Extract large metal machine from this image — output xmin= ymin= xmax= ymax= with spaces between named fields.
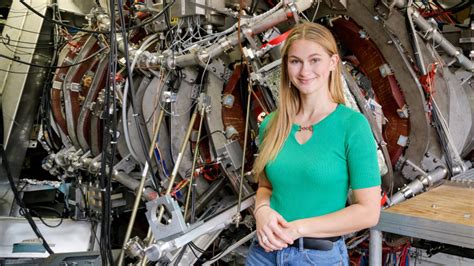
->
xmin=0 ymin=0 xmax=472 ymax=265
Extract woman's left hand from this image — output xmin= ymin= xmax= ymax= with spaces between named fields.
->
xmin=280 ymin=221 xmax=300 ymax=242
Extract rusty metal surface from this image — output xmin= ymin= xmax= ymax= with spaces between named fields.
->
xmin=331 ymin=18 xmax=409 ymax=166
xmin=77 ymin=56 xmax=109 ymax=151
xmin=318 ymin=0 xmax=434 ymax=168
xmin=62 ymin=36 xmax=100 ymax=149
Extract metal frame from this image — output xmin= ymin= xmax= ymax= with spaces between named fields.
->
xmin=375 ymin=211 xmax=474 ymax=249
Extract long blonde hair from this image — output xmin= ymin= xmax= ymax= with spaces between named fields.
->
xmin=253 ymin=22 xmax=346 ymax=180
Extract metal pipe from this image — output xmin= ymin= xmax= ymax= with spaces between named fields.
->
xmin=172 ymin=53 xmax=199 ymax=68
xmin=144 ymin=196 xmax=255 ymax=261
xmin=140 ymin=229 xmax=153 ymax=266
xmin=389 ymin=167 xmax=448 ymax=206
xmin=407 ymin=2 xmax=427 ymax=75
xmin=185 ymin=177 xmax=227 ymax=221
xmin=117 ymin=108 xmax=165 ymax=265
xmin=411 ymin=8 xmax=474 ymax=72
xmin=202 ymin=231 xmax=256 ymax=266
xmin=184 ymin=103 xmax=206 ymax=221
xmin=140 ymin=107 xmax=199 ymax=266
xmin=113 ymin=171 xmax=140 ymax=190
xmin=236 ymin=78 xmax=253 ymax=227
xmin=166 ymin=109 xmax=199 ymax=196
xmin=137 ymin=1 xmax=315 ymax=70
xmin=369 ymin=228 xmax=383 ymax=266
xmin=113 ymin=171 xmax=157 ymax=201
xmin=393 ymin=0 xmax=406 ymax=8
xmin=172 ymin=0 xmax=315 ymax=69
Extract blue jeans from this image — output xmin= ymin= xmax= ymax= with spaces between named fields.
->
xmin=246 ymin=237 xmax=349 ymax=266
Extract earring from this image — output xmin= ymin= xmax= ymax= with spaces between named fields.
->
xmin=288 ymin=80 xmax=291 ymax=88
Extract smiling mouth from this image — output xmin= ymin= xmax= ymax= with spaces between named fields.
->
xmin=298 ymin=78 xmax=315 ymax=84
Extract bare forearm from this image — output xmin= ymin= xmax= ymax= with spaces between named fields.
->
xmin=293 ymin=204 xmax=380 ymax=238
xmin=254 ymin=186 xmax=294 ymax=250
xmin=255 ymin=187 xmax=272 ymax=207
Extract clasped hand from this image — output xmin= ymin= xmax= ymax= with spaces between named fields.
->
xmin=255 ymin=206 xmax=297 ymax=252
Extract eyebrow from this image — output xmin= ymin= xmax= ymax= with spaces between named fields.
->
xmin=288 ymin=53 xmax=322 ymax=59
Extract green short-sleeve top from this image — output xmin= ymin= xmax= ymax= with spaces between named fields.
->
xmin=259 ymin=104 xmax=381 ymax=222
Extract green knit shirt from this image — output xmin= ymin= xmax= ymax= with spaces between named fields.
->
xmin=260 ymin=104 xmax=381 ymax=222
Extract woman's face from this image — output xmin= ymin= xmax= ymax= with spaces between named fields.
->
xmin=286 ymin=39 xmax=337 ymax=97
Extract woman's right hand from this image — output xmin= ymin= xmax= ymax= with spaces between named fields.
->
xmin=255 ymin=206 xmax=294 ymax=252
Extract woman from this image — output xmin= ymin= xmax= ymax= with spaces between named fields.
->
xmin=246 ymin=22 xmax=381 ymax=265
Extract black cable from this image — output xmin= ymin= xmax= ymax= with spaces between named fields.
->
xmin=0 ymin=68 xmax=46 ymax=74
xmin=0 ymin=47 xmax=105 ymax=69
xmin=0 ymin=23 xmax=53 ymax=35
xmin=117 ymin=0 xmax=159 ymax=189
xmin=198 ymin=130 xmax=226 ymax=143
xmin=0 ymin=4 xmax=58 ymax=249
xmin=204 ymin=241 xmax=232 ymax=262
xmin=0 ymin=145 xmax=55 ymax=254
xmin=1 ymin=41 xmax=54 ymax=60
xmin=126 ymin=0 xmax=176 ymax=32
xmin=98 ymin=0 xmax=117 ymax=263
xmin=173 ymin=245 xmax=188 ymax=266
xmin=2 ymin=38 xmax=53 ymax=45
xmin=19 ymin=0 xmax=176 ymax=34
xmin=1 ymin=34 xmax=65 ymax=47
xmin=19 ymin=0 xmax=107 ymax=34
xmin=188 ymin=239 xmax=236 ymax=262
xmin=5 ymin=3 xmax=48 ymax=11
xmin=187 ymin=243 xmax=200 ymax=259
xmin=0 ymin=38 xmax=64 ymax=49
xmin=6 ymin=7 xmax=47 ymax=14
xmin=39 ymin=0 xmax=62 ymax=152
xmin=0 ymin=33 xmax=81 ymax=45
xmin=162 ymin=0 xmax=172 ymax=31
xmin=76 ymin=185 xmax=101 ymax=249
xmin=27 ymin=206 xmax=64 ymax=228
xmin=6 ymin=11 xmax=49 ymax=19
xmin=143 ymin=74 xmax=172 ymax=125
xmin=189 ymin=241 xmax=206 ymax=253
xmin=250 ymin=0 xmax=259 ymax=15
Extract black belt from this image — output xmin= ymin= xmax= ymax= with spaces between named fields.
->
xmin=288 ymin=236 xmax=341 ymax=251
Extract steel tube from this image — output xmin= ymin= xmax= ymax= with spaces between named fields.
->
xmin=173 ymin=0 xmax=315 ymax=69
xmin=184 ymin=104 xmax=206 ymax=221
xmin=411 ymin=9 xmax=474 ymax=71
xmin=117 ymin=108 xmax=165 ymax=265
xmin=369 ymin=228 xmax=383 ymax=266
xmin=407 ymin=2 xmax=427 ymax=75
xmin=140 ymin=108 xmax=199 ymax=266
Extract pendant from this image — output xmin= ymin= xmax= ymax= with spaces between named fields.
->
xmin=298 ymin=125 xmax=313 ymax=132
